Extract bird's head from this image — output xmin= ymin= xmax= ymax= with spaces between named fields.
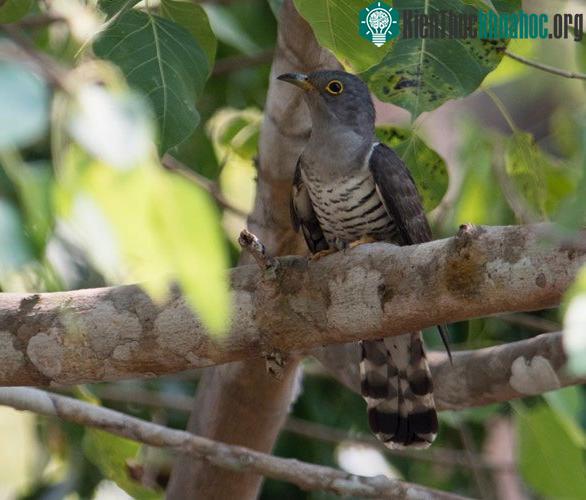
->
xmin=277 ymin=70 xmax=375 ymax=136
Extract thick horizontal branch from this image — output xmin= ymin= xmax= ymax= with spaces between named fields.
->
xmin=0 ymin=388 xmax=468 ymax=499
xmin=0 ymin=224 xmax=584 ymax=388
xmin=315 ymin=331 xmax=585 ymax=411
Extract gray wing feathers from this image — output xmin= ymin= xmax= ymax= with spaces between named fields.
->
xmin=369 ymin=143 xmax=432 ymax=245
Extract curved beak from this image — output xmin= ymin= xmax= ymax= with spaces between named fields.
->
xmin=277 ymin=72 xmax=313 ymax=91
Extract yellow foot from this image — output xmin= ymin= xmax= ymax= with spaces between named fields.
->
xmin=309 ymin=248 xmax=338 ymax=261
xmin=348 ymin=235 xmax=377 ymax=249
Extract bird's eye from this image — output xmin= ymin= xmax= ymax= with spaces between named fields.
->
xmin=325 ymin=80 xmax=344 ymax=95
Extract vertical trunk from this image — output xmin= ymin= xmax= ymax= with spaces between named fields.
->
xmin=166 ymin=2 xmax=340 ymax=498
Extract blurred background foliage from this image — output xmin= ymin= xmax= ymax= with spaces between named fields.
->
xmin=0 ymin=0 xmax=585 ymax=498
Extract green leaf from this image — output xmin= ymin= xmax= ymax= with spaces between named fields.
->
xmin=93 ymin=9 xmax=210 ymax=153
xmin=97 ymin=0 xmax=140 ymax=19
xmin=505 ymin=132 xmax=576 ymax=218
xmin=294 ymin=0 xmax=392 ymax=73
xmin=207 ymin=107 xmax=262 ymax=161
xmin=0 ymin=199 xmax=34 ymax=284
xmin=375 ymin=126 xmax=448 ymax=211
xmin=516 ymin=403 xmax=586 ymax=498
xmin=0 ymin=0 xmax=33 ymax=23
xmin=0 ymin=62 xmax=49 ymax=150
xmin=544 ymin=387 xmax=584 ymax=425
xmin=0 ymin=155 xmax=53 ymax=252
xmin=365 ymin=0 xmax=521 ymax=118
xmin=83 ymin=429 xmax=160 ymax=499
xmin=160 ymin=0 xmax=217 ymax=68
xmin=56 ymin=147 xmax=230 ymax=334
xmin=203 ymin=4 xmax=260 ymax=55
xmin=451 ymin=123 xmax=511 ymax=226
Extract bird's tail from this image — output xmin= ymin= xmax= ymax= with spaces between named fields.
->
xmin=360 ymin=333 xmax=438 ymax=449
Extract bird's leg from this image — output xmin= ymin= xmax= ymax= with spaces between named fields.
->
xmin=348 ymin=234 xmax=377 ymax=249
xmin=309 ymin=248 xmax=338 ymax=261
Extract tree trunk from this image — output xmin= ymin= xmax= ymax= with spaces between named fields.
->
xmin=166 ymin=2 xmax=339 ymax=497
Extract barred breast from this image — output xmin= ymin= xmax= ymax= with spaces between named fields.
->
xmin=301 ymin=168 xmax=398 ymax=247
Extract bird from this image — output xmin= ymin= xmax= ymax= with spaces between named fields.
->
xmin=278 ymin=69 xmax=449 ymax=449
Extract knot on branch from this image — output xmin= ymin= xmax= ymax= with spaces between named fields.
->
xmin=456 ymin=224 xmax=486 ymax=246
xmin=239 ymin=229 xmax=278 ymax=275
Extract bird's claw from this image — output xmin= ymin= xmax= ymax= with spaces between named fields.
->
xmin=309 ymin=248 xmax=338 ymax=261
xmin=348 ymin=235 xmax=377 ymax=249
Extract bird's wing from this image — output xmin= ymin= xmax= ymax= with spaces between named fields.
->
xmin=369 ymin=143 xmax=451 ymax=360
xmin=290 ymin=158 xmax=329 ymax=253
xmin=368 ymin=142 xmax=432 ymax=245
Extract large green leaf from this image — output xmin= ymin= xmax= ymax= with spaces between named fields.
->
xmin=0 ymin=0 xmax=33 ymax=23
xmin=0 ymin=62 xmax=49 ymax=150
xmin=294 ymin=0 xmax=392 ymax=73
xmin=56 ymin=146 xmax=230 ymax=334
xmin=375 ymin=126 xmax=448 ymax=211
xmin=516 ymin=403 xmax=586 ymax=499
xmin=365 ymin=0 xmax=520 ymax=118
xmin=505 ymin=132 xmax=576 ymax=218
xmin=93 ymin=9 xmax=210 ymax=153
xmin=160 ymin=0 xmax=217 ymax=68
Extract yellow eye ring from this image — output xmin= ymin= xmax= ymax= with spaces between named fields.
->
xmin=325 ymin=80 xmax=344 ymax=95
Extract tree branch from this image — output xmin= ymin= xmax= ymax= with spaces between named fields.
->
xmin=0 ymin=224 xmax=584 ymax=389
xmin=161 ymin=154 xmax=248 ymax=217
xmin=314 ymin=331 xmax=583 ymax=412
xmin=59 ymin=384 xmax=514 ymax=472
xmin=0 ymin=387 xmax=469 ymax=499
xmin=504 ymin=50 xmax=586 ymax=81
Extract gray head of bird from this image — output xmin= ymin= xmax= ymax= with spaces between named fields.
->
xmin=277 ymin=70 xmax=375 ymax=137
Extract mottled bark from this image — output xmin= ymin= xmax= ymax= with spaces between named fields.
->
xmin=314 ymin=332 xmax=585 ymax=411
xmin=0 ymin=224 xmax=584 ymax=388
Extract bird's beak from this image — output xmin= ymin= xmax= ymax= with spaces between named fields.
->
xmin=277 ymin=72 xmax=314 ymax=91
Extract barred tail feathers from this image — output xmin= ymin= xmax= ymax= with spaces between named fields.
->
xmin=360 ymin=333 xmax=438 ymax=449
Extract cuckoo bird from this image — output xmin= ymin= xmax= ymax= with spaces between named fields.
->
xmin=278 ymin=69 xmax=449 ymax=449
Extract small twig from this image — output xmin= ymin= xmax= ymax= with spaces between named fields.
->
xmin=456 ymin=417 xmax=495 ymax=500
xmin=238 ymin=229 xmax=278 ymax=271
xmin=0 ymin=388 xmax=469 ymax=499
xmin=212 ymin=50 xmax=274 ymax=76
xmin=504 ymin=50 xmax=586 ymax=81
xmin=495 ymin=312 xmax=559 ymax=333
xmin=162 ymin=154 xmax=248 ymax=217
xmin=59 ymin=385 xmax=515 ymax=473
xmin=10 ymin=14 xmax=67 ymax=29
